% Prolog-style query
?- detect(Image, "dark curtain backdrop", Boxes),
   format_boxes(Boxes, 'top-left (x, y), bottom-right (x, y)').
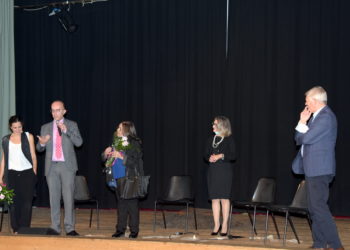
top-left (13, 0), bottom-right (350, 215)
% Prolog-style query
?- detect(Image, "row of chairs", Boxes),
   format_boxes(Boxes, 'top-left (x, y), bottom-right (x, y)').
top-left (228, 177), bottom-right (311, 245)
top-left (153, 176), bottom-right (311, 247)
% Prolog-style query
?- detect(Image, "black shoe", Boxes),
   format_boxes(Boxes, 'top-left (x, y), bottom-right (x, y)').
top-left (112, 231), bottom-right (125, 238)
top-left (219, 231), bottom-right (228, 237)
top-left (211, 225), bottom-right (222, 236)
top-left (66, 230), bottom-right (79, 236)
top-left (46, 228), bottom-right (60, 235)
top-left (129, 232), bottom-right (138, 238)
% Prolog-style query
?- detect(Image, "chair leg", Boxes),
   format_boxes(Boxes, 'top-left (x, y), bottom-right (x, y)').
top-left (96, 201), bottom-right (99, 229)
top-left (161, 208), bottom-right (167, 229)
top-left (193, 205), bottom-right (198, 230)
top-left (153, 201), bottom-right (157, 232)
top-left (227, 203), bottom-right (233, 235)
top-left (283, 211), bottom-right (289, 246)
top-left (264, 209), bottom-right (269, 244)
top-left (288, 216), bottom-right (300, 244)
top-left (0, 204), bottom-right (4, 232)
top-left (307, 213), bottom-right (312, 231)
top-left (185, 203), bottom-right (189, 233)
top-left (247, 209), bottom-right (258, 236)
top-left (271, 213), bottom-right (281, 239)
top-left (251, 206), bottom-right (257, 239)
top-left (89, 208), bottom-right (93, 228)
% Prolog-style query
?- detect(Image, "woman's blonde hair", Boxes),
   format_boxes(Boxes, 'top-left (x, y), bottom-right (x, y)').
top-left (214, 116), bottom-right (232, 137)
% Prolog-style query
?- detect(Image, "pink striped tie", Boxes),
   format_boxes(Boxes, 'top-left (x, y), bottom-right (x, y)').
top-left (55, 126), bottom-right (62, 158)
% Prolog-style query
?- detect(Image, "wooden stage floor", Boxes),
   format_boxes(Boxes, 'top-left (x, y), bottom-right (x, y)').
top-left (0, 207), bottom-right (349, 250)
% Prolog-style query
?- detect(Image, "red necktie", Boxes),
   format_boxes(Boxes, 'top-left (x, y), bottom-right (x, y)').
top-left (55, 126), bottom-right (62, 158)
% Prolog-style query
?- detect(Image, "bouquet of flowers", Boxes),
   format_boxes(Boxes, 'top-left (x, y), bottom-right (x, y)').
top-left (0, 184), bottom-right (14, 205)
top-left (105, 136), bottom-right (132, 167)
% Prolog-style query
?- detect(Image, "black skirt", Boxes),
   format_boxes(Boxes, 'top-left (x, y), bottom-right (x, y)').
top-left (207, 162), bottom-right (233, 199)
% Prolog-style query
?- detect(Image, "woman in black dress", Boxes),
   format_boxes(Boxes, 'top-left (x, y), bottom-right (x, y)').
top-left (204, 116), bottom-right (236, 236)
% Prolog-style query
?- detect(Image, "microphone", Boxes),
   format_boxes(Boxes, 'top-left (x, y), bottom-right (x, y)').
top-left (56, 121), bottom-right (62, 136)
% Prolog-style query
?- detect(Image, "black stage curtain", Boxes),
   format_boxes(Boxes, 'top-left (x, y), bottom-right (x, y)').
top-left (14, 0), bottom-right (350, 215)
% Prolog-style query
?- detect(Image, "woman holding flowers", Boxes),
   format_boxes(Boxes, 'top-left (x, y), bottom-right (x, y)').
top-left (103, 121), bottom-right (143, 239)
top-left (0, 115), bottom-right (37, 233)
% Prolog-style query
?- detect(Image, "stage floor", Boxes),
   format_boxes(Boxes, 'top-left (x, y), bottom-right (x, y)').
top-left (1, 207), bottom-right (349, 250)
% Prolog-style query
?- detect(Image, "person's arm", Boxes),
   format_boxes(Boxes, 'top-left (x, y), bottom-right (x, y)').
top-left (62, 121), bottom-right (83, 147)
top-left (221, 136), bottom-right (236, 162)
top-left (0, 149), bottom-right (5, 185)
top-left (123, 140), bottom-right (142, 167)
top-left (295, 114), bottom-right (333, 145)
top-left (28, 133), bottom-right (38, 175)
top-left (36, 125), bottom-right (50, 152)
top-left (204, 137), bottom-right (213, 162)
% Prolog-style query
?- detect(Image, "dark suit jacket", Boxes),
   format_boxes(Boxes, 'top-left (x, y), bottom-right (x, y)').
top-left (36, 119), bottom-right (83, 176)
top-left (292, 106), bottom-right (337, 177)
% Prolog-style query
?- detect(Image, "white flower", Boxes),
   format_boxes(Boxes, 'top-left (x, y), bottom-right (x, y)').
top-left (122, 141), bottom-right (129, 147)
top-left (121, 136), bottom-right (128, 141)
top-left (0, 194), bottom-right (4, 200)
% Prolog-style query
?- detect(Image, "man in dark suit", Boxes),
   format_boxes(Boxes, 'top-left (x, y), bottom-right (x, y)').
top-left (292, 86), bottom-right (343, 250)
top-left (37, 100), bottom-right (83, 236)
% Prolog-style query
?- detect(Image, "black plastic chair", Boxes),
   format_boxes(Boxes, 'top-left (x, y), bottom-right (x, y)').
top-left (264, 180), bottom-right (311, 245)
top-left (228, 177), bottom-right (279, 239)
top-left (74, 176), bottom-right (99, 229)
top-left (153, 175), bottom-right (197, 233)
top-left (0, 203), bottom-right (11, 232)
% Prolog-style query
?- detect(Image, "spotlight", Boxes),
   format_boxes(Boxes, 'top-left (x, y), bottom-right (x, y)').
top-left (57, 10), bottom-right (78, 33)
top-left (49, 6), bottom-right (78, 33)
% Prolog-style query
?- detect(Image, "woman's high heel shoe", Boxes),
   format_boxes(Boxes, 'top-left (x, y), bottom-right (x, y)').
top-left (211, 225), bottom-right (222, 236)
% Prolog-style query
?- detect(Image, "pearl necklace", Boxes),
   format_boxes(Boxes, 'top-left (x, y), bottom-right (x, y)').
top-left (212, 135), bottom-right (224, 148)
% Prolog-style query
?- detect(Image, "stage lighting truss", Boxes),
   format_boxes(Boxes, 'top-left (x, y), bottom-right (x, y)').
top-left (14, 0), bottom-right (109, 33)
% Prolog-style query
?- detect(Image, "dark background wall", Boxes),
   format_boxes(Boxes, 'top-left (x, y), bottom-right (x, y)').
top-left (13, 0), bottom-right (350, 215)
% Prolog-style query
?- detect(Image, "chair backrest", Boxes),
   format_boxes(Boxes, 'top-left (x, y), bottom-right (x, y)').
top-left (251, 177), bottom-right (276, 203)
top-left (290, 180), bottom-right (308, 208)
top-left (163, 175), bottom-right (194, 201)
top-left (74, 176), bottom-right (91, 201)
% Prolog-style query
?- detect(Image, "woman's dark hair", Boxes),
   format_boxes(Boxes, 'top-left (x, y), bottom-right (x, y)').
top-left (9, 115), bottom-right (23, 127)
top-left (114, 121), bottom-right (141, 142)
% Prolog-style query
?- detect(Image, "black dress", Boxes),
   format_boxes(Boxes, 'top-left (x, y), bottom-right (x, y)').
top-left (204, 135), bottom-right (236, 199)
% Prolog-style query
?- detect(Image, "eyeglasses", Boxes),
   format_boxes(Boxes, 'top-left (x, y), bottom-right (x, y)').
top-left (212, 122), bottom-right (219, 127)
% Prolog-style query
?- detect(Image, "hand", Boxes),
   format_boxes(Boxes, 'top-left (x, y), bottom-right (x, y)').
top-left (104, 147), bottom-right (112, 157)
top-left (37, 135), bottom-right (51, 145)
top-left (299, 106), bottom-right (312, 124)
top-left (57, 122), bottom-right (67, 133)
top-left (209, 154), bottom-right (222, 163)
top-left (111, 151), bottom-right (124, 159)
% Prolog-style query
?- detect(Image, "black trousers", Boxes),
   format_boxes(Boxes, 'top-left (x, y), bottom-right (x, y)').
top-left (8, 169), bottom-right (36, 232)
top-left (115, 192), bottom-right (139, 233)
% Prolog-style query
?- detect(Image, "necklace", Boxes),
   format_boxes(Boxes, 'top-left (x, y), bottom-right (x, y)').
top-left (212, 135), bottom-right (224, 148)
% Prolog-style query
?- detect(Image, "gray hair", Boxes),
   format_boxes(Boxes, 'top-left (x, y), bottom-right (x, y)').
top-left (305, 86), bottom-right (327, 104)
top-left (214, 116), bottom-right (232, 137)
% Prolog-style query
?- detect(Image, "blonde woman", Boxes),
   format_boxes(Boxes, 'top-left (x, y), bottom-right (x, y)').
top-left (204, 116), bottom-right (236, 236)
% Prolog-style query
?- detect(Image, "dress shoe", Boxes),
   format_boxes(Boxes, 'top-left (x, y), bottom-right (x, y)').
top-left (211, 225), bottom-right (222, 236)
top-left (112, 231), bottom-right (125, 238)
top-left (66, 230), bottom-right (79, 236)
top-left (219, 232), bottom-right (228, 237)
top-left (46, 228), bottom-right (60, 235)
top-left (129, 232), bottom-right (138, 238)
